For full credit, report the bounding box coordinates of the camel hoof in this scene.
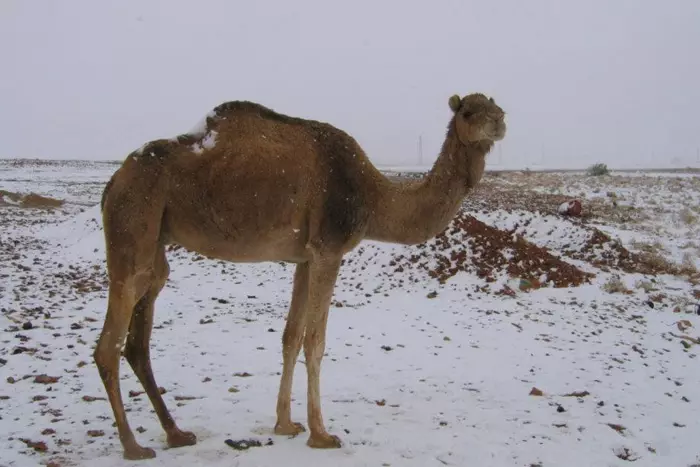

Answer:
[123,445,156,460]
[274,421,306,437]
[167,430,197,448]
[307,433,342,449]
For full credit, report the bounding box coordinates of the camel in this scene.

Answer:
[94,92,506,459]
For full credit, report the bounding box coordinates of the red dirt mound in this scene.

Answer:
[390,213,594,289]
[0,190,64,208]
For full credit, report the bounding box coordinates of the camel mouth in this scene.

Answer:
[491,132,505,141]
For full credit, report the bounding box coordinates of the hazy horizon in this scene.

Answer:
[1,0,699,170]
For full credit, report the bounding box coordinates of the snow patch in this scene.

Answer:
[191,130,218,154]
[187,109,217,137]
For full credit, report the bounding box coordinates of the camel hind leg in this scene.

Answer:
[94,273,157,460]
[94,150,172,459]
[123,243,197,449]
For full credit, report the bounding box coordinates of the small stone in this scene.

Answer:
[225,438,264,450]
[19,438,48,452]
[34,375,60,384]
[228,387,240,393]
[607,423,626,433]
[556,405,566,413]
[87,430,105,437]
[22,321,33,330]
[426,291,438,299]
[529,387,544,396]
[82,395,105,402]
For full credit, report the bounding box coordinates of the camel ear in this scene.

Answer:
[448,94,462,113]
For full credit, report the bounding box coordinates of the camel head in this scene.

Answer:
[448,93,506,144]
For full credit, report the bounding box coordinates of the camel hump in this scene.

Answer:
[133,138,179,160]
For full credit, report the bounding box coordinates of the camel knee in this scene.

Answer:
[303,334,325,361]
[93,342,120,382]
[123,327,151,370]
[123,341,147,369]
[282,325,303,351]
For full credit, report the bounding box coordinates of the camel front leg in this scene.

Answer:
[304,255,342,448]
[275,262,309,436]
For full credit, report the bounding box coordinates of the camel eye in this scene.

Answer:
[462,111,472,119]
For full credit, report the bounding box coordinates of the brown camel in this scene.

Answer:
[94,92,506,459]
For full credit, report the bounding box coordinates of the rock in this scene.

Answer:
[518,278,538,292]
[22,321,33,330]
[677,320,692,332]
[34,375,60,384]
[82,395,105,402]
[87,430,105,437]
[224,438,272,450]
[607,423,626,434]
[562,390,590,397]
[558,199,583,217]
[19,438,48,452]
[529,387,544,396]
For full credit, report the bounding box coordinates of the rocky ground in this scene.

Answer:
[1,160,700,467]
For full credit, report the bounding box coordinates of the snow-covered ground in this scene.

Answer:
[1,161,700,467]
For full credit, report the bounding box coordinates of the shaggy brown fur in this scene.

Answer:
[94,92,506,459]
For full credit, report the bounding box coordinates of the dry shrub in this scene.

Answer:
[603,275,630,294]
[630,239,666,254]
[679,208,698,226]
[634,280,657,293]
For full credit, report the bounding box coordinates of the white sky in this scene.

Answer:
[1,0,699,169]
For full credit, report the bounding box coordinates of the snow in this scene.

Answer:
[1,162,700,467]
[187,110,218,137]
